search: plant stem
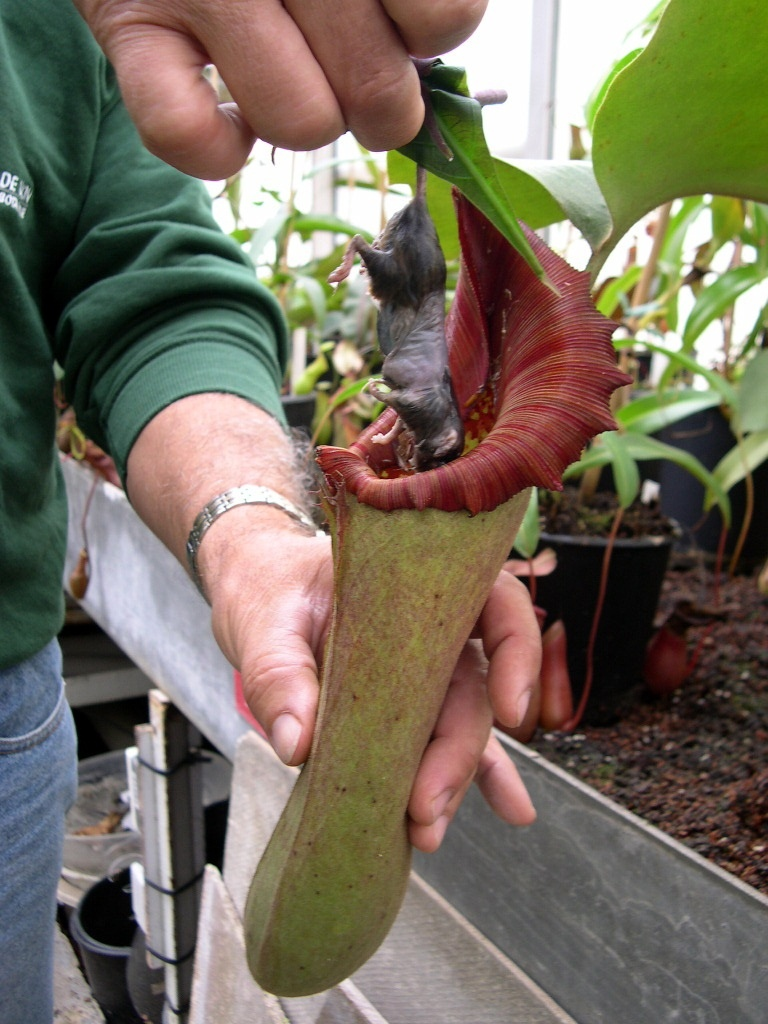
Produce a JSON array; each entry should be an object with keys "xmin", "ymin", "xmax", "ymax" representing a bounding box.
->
[
  {"xmin": 627, "ymin": 202, "xmax": 672, "ymax": 336},
  {"xmin": 562, "ymin": 506, "xmax": 624, "ymax": 731},
  {"xmin": 728, "ymin": 455, "xmax": 754, "ymax": 575}
]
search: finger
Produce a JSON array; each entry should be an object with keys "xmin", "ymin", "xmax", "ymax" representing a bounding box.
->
[
  {"xmin": 475, "ymin": 733, "xmax": 536, "ymax": 825},
  {"xmin": 408, "ymin": 641, "xmax": 492, "ymax": 852},
  {"xmin": 209, "ymin": 536, "xmax": 333, "ymax": 767},
  {"xmin": 382, "ymin": 0, "xmax": 489, "ymax": 57},
  {"xmin": 106, "ymin": 27, "xmax": 257, "ymax": 179},
  {"xmin": 411, "ymin": 731, "xmax": 537, "ymax": 853},
  {"xmin": 238, "ymin": 623, "xmax": 321, "ymax": 767},
  {"xmin": 200, "ymin": 0, "xmax": 348, "ymax": 154},
  {"xmin": 479, "ymin": 571, "xmax": 542, "ymax": 729},
  {"xmin": 408, "ymin": 753, "xmax": 473, "ymax": 855},
  {"xmin": 282, "ymin": 0, "xmax": 425, "ymax": 151}
]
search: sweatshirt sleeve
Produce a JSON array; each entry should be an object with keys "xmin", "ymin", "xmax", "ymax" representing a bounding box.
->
[{"xmin": 52, "ymin": 63, "xmax": 289, "ymax": 482}]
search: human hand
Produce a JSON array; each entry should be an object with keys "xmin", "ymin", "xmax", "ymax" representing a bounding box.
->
[
  {"xmin": 73, "ymin": 0, "xmax": 488, "ymax": 179},
  {"xmin": 205, "ymin": 527, "xmax": 539, "ymax": 854}
]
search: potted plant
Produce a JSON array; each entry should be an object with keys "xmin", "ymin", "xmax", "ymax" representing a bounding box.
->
[
  {"xmin": 395, "ymin": 0, "xmax": 768, "ymax": 729},
  {"xmin": 590, "ymin": 184, "xmax": 768, "ymax": 571},
  {"xmin": 529, "ymin": 184, "xmax": 768, "ymax": 726}
]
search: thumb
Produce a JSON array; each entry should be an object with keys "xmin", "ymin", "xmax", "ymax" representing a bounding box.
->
[{"xmin": 238, "ymin": 628, "xmax": 321, "ymax": 767}]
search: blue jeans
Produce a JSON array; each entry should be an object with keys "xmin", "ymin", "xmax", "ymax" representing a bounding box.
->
[{"xmin": 0, "ymin": 639, "xmax": 77, "ymax": 1024}]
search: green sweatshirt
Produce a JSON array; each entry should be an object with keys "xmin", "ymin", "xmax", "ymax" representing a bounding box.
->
[{"xmin": 0, "ymin": 0, "xmax": 289, "ymax": 668}]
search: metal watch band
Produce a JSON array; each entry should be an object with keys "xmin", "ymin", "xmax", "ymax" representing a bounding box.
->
[{"xmin": 185, "ymin": 485, "xmax": 318, "ymax": 597}]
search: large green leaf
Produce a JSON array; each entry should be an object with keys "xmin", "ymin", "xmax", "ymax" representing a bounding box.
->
[
  {"xmin": 591, "ymin": 0, "xmax": 768, "ymax": 264},
  {"xmin": 387, "ymin": 151, "xmax": 606, "ymax": 261},
  {"xmin": 583, "ymin": 50, "xmax": 643, "ymax": 131},
  {"xmin": 494, "ymin": 159, "xmax": 611, "ymax": 251}
]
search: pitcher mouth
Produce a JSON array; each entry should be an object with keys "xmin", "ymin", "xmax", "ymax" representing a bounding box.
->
[{"xmin": 318, "ymin": 191, "xmax": 629, "ymax": 515}]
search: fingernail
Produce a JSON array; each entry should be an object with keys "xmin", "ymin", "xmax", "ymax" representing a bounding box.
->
[
  {"xmin": 431, "ymin": 814, "xmax": 451, "ymax": 847},
  {"xmin": 271, "ymin": 713, "xmax": 302, "ymax": 764},
  {"xmin": 516, "ymin": 689, "xmax": 532, "ymax": 727},
  {"xmin": 431, "ymin": 788, "xmax": 455, "ymax": 823}
]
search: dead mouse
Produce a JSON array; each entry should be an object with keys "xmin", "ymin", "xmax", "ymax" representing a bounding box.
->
[{"xmin": 328, "ymin": 167, "xmax": 464, "ymax": 471}]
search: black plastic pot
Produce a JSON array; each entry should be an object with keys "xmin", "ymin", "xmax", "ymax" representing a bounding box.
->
[
  {"xmin": 533, "ymin": 531, "xmax": 674, "ymax": 724},
  {"xmin": 69, "ymin": 869, "xmax": 141, "ymax": 1023},
  {"xmin": 127, "ymin": 927, "xmax": 165, "ymax": 1024},
  {"xmin": 281, "ymin": 392, "xmax": 317, "ymax": 435}
]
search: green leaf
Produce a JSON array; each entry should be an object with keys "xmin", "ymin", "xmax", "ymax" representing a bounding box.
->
[
  {"xmin": 682, "ymin": 263, "xmax": 768, "ymax": 349},
  {"xmin": 616, "ymin": 389, "xmax": 722, "ymax": 435},
  {"xmin": 617, "ymin": 337, "xmax": 739, "ymax": 410},
  {"xmin": 397, "ymin": 62, "xmax": 548, "ymax": 284},
  {"xmin": 602, "ymin": 431, "xmax": 640, "ymax": 508},
  {"xmin": 290, "ymin": 274, "xmax": 327, "ymax": 329},
  {"xmin": 738, "ymin": 297, "xmax": 768, "ymax": 364},
  {"xmin": 490, "ymin": 160, "xmax": 565, "ymax": 230},
  {"xmin": 622, "ymin": 433, "xmax": 731, "ymax": 525},
  {"xmin": 494, "ymin": 159, "xmax": 611, "ymax": 251},
  {"xmin": 738, "ymin": 350, "xmax": 768, "ymax": 433},
  {"xmin": 659, "ymin": 197, "xmax": 708, "ymax": 271},
  {"xmin": 229, "ymin": 227, "xmax": 254, "ymax": 246},
  {"xmin": 292, "ymin": 212, "xmax": 373, "ymax": 242},
  {"xmin": 584, "ymin": 49, "xmax": 643, "ymax": 131},
  {"xmin": 595, "ymin": 265, "xmax": 643, "ymax": 317},
  {"xmin": 293, "ymin": 352, "xmax": 329, "ymax": 395},
  {"xmin": 560, "ymin": 431, "xmax": 630, "ymax": 486},
  {"xmin": 591, "ymin": 0, "xmax": 768, "ymax": 267},
  {"xmin": 710, "ymin": 196, "xmax": 746, "ymax": 251},
  {"xmin": 656, "ymin": 196, "xmax": 708, "ymax": 332},
  {"xmin": 561, "ymin": 429, "xmax": 732, "ymax": 525},
  {"xmin": 511, "ymin": 489, "xmax": 540, "ymax": 559},
  {"xmin": 746, "ymin": 203, "xmax": 768, "ymax": 262},
  {"xmin": 249, "ymin": 208, "xmax": 292, "ymax": 263},
  {"xmin": 562, "ymin": 441, "xmax": 613, "ymax": 478},
  {"xmin": 705, "ymin": 430, "xmax": 768, "ymax": 510},
  {"xmin": 388, "ymin": 152, "xmax": 610, "ymax": 260}
]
